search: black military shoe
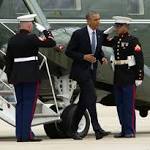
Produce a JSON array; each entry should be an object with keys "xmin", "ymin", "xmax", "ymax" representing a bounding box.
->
[
  {"xmin": 72, "ymin": 132, "xmax": 82, "ymax": 140},
  {"xmin": 21, "ymin": 138, "xmax": 42, "ymax": 142},
  {"xmin": 114, "ymin": 133, "xmax": 124, "ymax": 138},
  {"xmin": 17, "ymin": 139, "xmax": 22, "ymax": 142},
  {"xmin": 124, "ymin": 134, "xmax": 135, "ymax": 138}
]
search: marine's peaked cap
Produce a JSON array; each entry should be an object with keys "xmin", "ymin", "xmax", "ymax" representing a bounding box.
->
[
  {"xmin": 17, "ymin": 14, "xmax": 37, "ymax": 22},
  {"xmin": 113, "ymin": 16, "xmax": 132, "ymax": 24}
]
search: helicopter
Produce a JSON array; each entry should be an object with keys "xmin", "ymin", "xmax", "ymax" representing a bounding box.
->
[{"xmin": 0, "ymin": 0, "xmax": 149, "ymax": 139}]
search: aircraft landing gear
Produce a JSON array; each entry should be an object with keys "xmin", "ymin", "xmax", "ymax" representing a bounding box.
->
[
  {"xmin": 43, "ymin": 105, "xmax": 66, "ymax": 138},
  {"xmin": 43, "ymin": 104, "xmax": 90, "ymax": 138},
  {"xmin": 139, "ymin": 108, "xmax": 148, "ymax": 117},
  {"xmin": 61, "ymin": 104, "xmax": 90, "ymax": 138}
]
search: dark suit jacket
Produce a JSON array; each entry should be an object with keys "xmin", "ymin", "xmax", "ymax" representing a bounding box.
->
[{"xmin": 65, "ymin": 26, "xmax": 105, "ymax": 82}]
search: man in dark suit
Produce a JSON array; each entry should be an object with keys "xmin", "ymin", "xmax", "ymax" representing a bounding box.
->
[
  {"xmin": 5, "ymin": 14, "xmax": 63, "ymax": 142},
  {"xmin": 65, "ymin": 11, "xmax": 109, "ymax": 140}
]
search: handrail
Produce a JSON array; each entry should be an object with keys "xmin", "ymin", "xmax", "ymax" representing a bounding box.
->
[
  {"xmin": 1, "ymin": 19, "xmax": 150, "ymax": 24},
  {"xmin": 0, "ymin": 50, "xmax": 16, "ymax": 102},
  {"xmin": 38, "ymin": 52, "xmax": 60, "ymax": 115}
]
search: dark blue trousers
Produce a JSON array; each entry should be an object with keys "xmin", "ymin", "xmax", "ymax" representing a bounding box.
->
[
  {"xmin": 14, "ymin": 81, "xmax": 39, "ymax": 140},
  {"xmin": 114, "ymin": 84, "xmax": 136, "ymax": 135}
]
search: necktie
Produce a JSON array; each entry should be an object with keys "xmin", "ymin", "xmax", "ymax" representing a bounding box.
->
[
  {"xmin": 91, "ymin": 31, "xmax": 96, "ymax": 70},
  {"xmin": 91, "ymin": 31, "xmax": 96, "ymax": 54}
]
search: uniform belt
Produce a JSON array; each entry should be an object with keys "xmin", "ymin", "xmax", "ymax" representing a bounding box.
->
[
  {"xmin": 114, "ymin": 60, "xmax": 128, "ymax": 65},
  {"xmin": 14, "ymin": 56, "xmax": 38, "ymax": 62}
]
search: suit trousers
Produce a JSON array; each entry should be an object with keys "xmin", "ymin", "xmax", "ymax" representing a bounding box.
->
[
  {"xmin": 14, "ymin": 81, "xmax": 39, "ymax": 140},
  {"xmin": 72, "ymin": 75, "xmax": 102, "ymax": 133}
]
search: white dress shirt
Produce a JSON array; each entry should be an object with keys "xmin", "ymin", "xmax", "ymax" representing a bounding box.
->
[{"xmin": 87, "ymin": 25, "xmax": 97, "ymax": 49}]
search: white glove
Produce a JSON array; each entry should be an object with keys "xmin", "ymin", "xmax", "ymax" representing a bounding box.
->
[
  {"xmin": 110, "ymin": 55, "xmax": 115, "ymax": 71},
  {"xmin": 135, "ymin": 80, "xmax": 142, "ymax": 86},
  {"xmin": 35, "ymin": 23, "xmax": 46, "ymax": 32},
  {"xmin": 103, "ymin": 26, "xmax": 115, "ymax": 34}
]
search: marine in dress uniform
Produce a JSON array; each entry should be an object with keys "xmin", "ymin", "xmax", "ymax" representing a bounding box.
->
[
  {"xmin": 5, "ymin": 14, "xmax": 57, "ymax": 142},
  {"xmin": 65, "ymin": 11, "xmax": 110, "ymax": 140},
  {"xmin": 103, "ymin": 16, "xmax": 144, "ymax": 138}
]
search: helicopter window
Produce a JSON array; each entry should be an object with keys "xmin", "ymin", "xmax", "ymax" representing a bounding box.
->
[
  {"xmin": 14, "ymin": 0, "xmax": 27, "ymax": 15},
  {"xmin": 128, "ymin": 0, "xmax": 144, "ymax": 15},
  {"xmin": 37, "ymin": 0, "xmax": 81, "ymax": 10}
]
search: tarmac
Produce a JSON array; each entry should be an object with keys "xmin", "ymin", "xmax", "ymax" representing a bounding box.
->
[{"xmin": 0, "ymin": 104, "xmax": 150, "ymax": 150}]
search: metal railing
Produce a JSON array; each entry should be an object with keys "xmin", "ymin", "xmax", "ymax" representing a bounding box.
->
[{"xmin": 1, "ymin": 19, "xmax": 150, "ymax": 24}]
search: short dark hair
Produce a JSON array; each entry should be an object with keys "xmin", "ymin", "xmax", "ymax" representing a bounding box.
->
[{"xmin": 86, "ymin": 10, "xmax": 100, "ymax": 20}]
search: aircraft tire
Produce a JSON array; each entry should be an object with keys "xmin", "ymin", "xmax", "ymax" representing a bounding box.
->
[
  {"xmin": 139, "ymin": 108, "xmax": 148, "ymax": 117},
  {"xmin": 61, "ymin": 104, "xmax": 90, "ymax": 138},
  {"xmin": 43, "ymin": 105, "xmax": 66, "ymax": 139},
  {"xmin": 43, "ymin": 121, "xmax": 66, "ymax": 139}
]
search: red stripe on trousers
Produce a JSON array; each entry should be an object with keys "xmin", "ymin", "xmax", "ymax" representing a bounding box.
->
[
  {"xmin": 29, "ymin": 81, "xmax": 40, "ymax": 139},
  {"xmin": 132, "ymin": 85, "xmax": 136, "ymax": 134}
]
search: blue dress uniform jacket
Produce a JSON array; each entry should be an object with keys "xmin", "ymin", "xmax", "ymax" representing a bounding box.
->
[
  {"xmin": 5, "ymin": 29, "xmax": 56, "ymax": 83},
  {"xmin": 5, "ymin": 29, "xmax": 56, "ymax": 141},
  {"xmin": 103, "ymin": 32, "xmax": 144, "ymax": 136},
  {"xmin": 103, "ymin": 33, "xmax": 144, "ymax": 85},
  {"xmin": 66, "ymin": 27, "xmax": 105, "ymax": 82}
]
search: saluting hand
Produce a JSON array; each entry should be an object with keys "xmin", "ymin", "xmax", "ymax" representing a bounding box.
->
[
  {"xmin": 83, "ymin": 54, "xmax": 96, "ymax": 63},
  {"xmin": 35, "ymin": 23, "xmax": 46, "ymax": 32}
]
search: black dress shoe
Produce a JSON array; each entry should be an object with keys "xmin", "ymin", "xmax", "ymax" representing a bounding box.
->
[
  {"xmin": 114, "ymin": 133, "xmax": 124, "ymax": 138},
  {"xmin": 95, "ymin": 131, "xmax": 104, "ymax": 140},
  {"xmin": 72, "ymin": 132, "xmax": 82, "ymax": 140},
  {"xmin": 101, "ymin": 131, "xmax": 111, "ymax": 136},
  {"xmin": 95, "ymin": 130, "xmax": 110, "ymax": 140}
]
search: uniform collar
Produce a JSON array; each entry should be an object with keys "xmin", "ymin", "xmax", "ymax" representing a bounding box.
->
[
  {"xmin": 118, "ymin": 32, "xmax": 129, "ymax": 37},
  {"xmin": 19, "ymin": 29, "xmax": 30, "ymax": 34}
]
